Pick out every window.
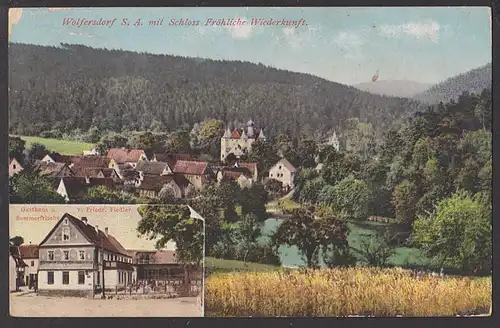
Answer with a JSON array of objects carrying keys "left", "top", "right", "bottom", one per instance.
[
  {"left": 31, "top": 261, "right": 34, "bottom": 267},
  {"left": 63, "top": 251, "right": 69, "bottom": 260},
  {"left": 47, "top": 271, "right": 54, "bottom": 285},
  {"left": 13, "top": 164, "right": 16, "bottom": 169},
  {"left": 62, "top": 227, "right": 70, "bottom": 241},
  {"left": 78, "top": 271, "right": 85, "bottom": 285},
  {"left": 63, "top": 218, "right": 69, "bottom": 225},
  {"left": 48, "top": 251, "right": 54, "bottom": 260},
  {"left": 62, "top": 271, "right": 69, "bottom": 285},
  {"left": 279, "top": 166, "right": 282, "bottom": 170},
  {"left": 79, "top": 250, "right": 85, "bottom": 260},
  {"left": 270, "top": 174, "right": 273, "bottom": 178},
  {"left": 96, "top": 271, "right": 100, "bottom": 285}
]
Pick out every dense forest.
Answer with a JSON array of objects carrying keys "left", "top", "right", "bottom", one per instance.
[
  {"left": 413, "top": 63, "right": 491, "bottom": 104},
  {"left": 8, "top": 43, "right": 423, "bottom": 141}
]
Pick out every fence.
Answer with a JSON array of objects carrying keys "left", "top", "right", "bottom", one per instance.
[{"left": 109, "top": 279, "right": 202, "bottom": 297}]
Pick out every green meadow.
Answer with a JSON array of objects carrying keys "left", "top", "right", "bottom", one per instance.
[{"left": 13, "top": 135, "right": 94, "bottom": 155}]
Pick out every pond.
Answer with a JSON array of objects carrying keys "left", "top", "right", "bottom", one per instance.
[{"left": 258, "top": 218, "right": 429, "bottom": 268}]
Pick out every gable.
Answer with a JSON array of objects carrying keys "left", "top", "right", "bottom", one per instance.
[{"left": 39, "top": 213, "right": 94, "bottom": 247}]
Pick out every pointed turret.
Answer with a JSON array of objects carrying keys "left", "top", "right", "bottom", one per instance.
[
  {"left": 258, "top": 128, "right": 266, "bottom": 140},
  {"left": 223, "top": 128, "right": 231, "bottom": 139},
  {"left": 241, "top": 129, "right": 248, "bottom": 139}
]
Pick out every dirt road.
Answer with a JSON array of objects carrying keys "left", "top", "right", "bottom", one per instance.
[{"left": 10, "top": 293, "right": 202, "bottom": 317}]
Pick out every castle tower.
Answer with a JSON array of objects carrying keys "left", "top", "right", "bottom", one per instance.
[
  {"left": 221, "top": 128, "right": 232, "bottom": 162},
  {"left": 247, "top": 119, "right": 255, "bottom": 138},
  {"left": 328, "top": 131, "right": 340, "bottom": 152},
  {"left": 258, "top": 128, "right": 266, "bottom": 140}
]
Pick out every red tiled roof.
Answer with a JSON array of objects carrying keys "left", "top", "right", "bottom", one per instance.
[
  {"left": 99, "top": 168, "right": 117, "bottom": 178},
  {"left": 34, "top": 160, "right": 71, "bottom": 177},
  {"left": 71, "top": 156, "right": 110, "bottom": 170},
  {"left": 137, "top": 175, "right": 178, "bottom": 192},
  {"left": 136, "top": 161, "right": 171, "bottom": 175},
  {"left": 220, "top": 167, "right": 252, "bottom": 181},
  {"left": 60, "top": 177, "right": 118, "bottom": 199},
  {"left": 229, "top": 128, "right": 262, "bottom": 139},
  {"left": 127, "top": 250, "right": 178, "bottom": 264},
  {"left": 230, "top": 128, "right": 241, "bottom": 139},
  {"left": 19, "top": 245, "right": 39, "bottom": 259},
  {"left": 154, "top": 153, "right": 193, "bottom": 167},
  {"left": 72, "top": 167, "right": 102, "bottom": 177},
  {"left": 107, "top": 148, "right": 146, "bottom": 163},
  {"left": 153, "top": 250, "right": 177, "bottom": 264},
  {"left": 172, "top": 160, "right": 209, "bottom": 176},
  {"left": 237, "top": 162, "right": 258, "bottom": 176},
  {"left": 53, "top": 213, "right": 131, "bottom": 257},
  {"left": 46, "top": 152, "right": 79, "bottom": 165}
]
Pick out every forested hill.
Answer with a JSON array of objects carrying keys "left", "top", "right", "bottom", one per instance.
[
  {"left": 413, "top": 63, "right": 491, "bottom": 104},
  {"left": 9, "top": 43, "right": 421, "bottom": 139}
]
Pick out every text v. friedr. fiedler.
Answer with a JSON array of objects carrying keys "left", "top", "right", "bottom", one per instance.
[{"left": 62, "top": 17, "right": 308, "bottom": 28}]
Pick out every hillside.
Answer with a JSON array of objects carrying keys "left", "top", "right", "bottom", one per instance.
[
  {"left": 353, "top": 80, "right": 432, "bottom": 98},
  {"left": 414, "top": 63, "right": 491, "bottom": 104},
  {"left": 8, "top": 43, "right": 422, "bottom": 140}
]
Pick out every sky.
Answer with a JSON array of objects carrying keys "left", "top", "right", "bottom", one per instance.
[
  {"left": 8, "top": 7, "right": 492, "bottom": 85},
  {"left": 10, "top": 204, "right": 177, "bottom": 251}
]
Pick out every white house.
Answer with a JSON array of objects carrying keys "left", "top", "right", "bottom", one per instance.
[
  {"left": 9, "top": 254, "right": 17, "bottom": 292},
  {"left": 19, "top": 244, "right": 39, "bottom": 289},
  {"left": 37, "top": 213, "right": 134, "bottom": 297},
  {"left": 9, "top": 158, "right": 24, "bottom": 177},
  {"left": 83, "top": 148, "right": 99, "bottom": 156},
  {"left": 268, "top": 158, "right": 297, "bottom": 189}
]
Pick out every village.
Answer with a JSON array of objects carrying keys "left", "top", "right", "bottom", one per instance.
[{"left": 8, "top": 120, "right": 319, "bottom": 204}]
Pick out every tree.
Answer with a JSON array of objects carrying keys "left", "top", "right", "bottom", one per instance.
[
  {"left": 165, "top": 130, "right": 191, "bottom": 154},
  {"left": 214, "top": 180, "right": 241, "bottom": 222},
  {"left": 239, "top": 183, "right": 269, "bottom": 221},
  {"left": 355, "top": 231, "right": 396, "bottom": 267},
  {"left": 9, "top": 136, "right": 26, "bottom": 163},
  {"left": 81, "top": 186, "right": 135, "bottom": 204},
  {"left": 137, "top": 205, "right": 203, "bottom": 283},
  {"left": 391, "top": 180, "right": 418, "bottom": 227},
  {"left": 157, "top": 186, "right": 177, "bottom": 204},
  {"left": 27, "top": 142, "right": 49, "bottom": 163},
  {"left": 318, "top": 176, "right": 370, "bottom": 220},
  {"left": 296, "top": 138, "right": 317, "bottom": 168},
  {"left": 272, "top": 206, "right": 349, "bottom": 268},
  {"left": 412, "top": 191, "right": 491, "bottom": 274},
  {"left": 246, "top": 140, "right": 280, "bottom": 178},
  {"left": 128, "top": 131, "right": 164, "bottom": 154},
  {"left": 192, "top": 119, "right": 225, "bottom": 158},
  {"left": 264, "top": 178, "right": 283, "bottom": 196},
  {"left": 299, "top": 177, "right": 327, "bottom": 204},
  {"left": 87, "top": 126, "right": 102, "bottom": 143},
  {"left": 9, "top": 169, "right": 65, "bottom": 204},
  {"left": 10, "top": 236, "right": 24, "bottom": 247}
]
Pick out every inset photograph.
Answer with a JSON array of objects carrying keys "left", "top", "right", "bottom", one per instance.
[{"left": 9, "top": 204, "right": 203, "bottom": 317}]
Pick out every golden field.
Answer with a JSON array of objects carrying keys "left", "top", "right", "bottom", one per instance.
[{"left": 205, "top": 267, "right": 491, "bottom": 317}]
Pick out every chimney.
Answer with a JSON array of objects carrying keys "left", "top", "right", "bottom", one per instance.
[
  {"left": 95, "top": 225, "right": 99, "bottom": 234},
  {"left": 81, "top": 217, "right": 88, "bottom": 225},
  {"left": 105, "top": 227, "right": 108, "bottom": 237},
  {"left": 85, "top": 176, "right": 90, "bottom": 184}
]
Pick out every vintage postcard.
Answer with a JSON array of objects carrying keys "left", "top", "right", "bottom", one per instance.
[
  {"left": 9, "top": 204, "right": 203, "bottom": 317},
  {"left": 8, "top": 7, "right": 491, "bottom": 317}
]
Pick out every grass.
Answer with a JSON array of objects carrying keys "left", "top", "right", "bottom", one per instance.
[
  {"left": 205, "top": 267, "right": 492, "bottom": 317},
  {"left": 14, "top": 135, "right": 94, "bottom": 155},
  {"left": 205, "top": 257, "right": 280, "bottom": 274},
  {"left": 266, "top": 199, "right": 301, "bottom": 211}
]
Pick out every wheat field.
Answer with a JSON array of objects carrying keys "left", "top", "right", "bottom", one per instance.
[{"left": 205, "top": 267, "right": 491, "bottom": 317}]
